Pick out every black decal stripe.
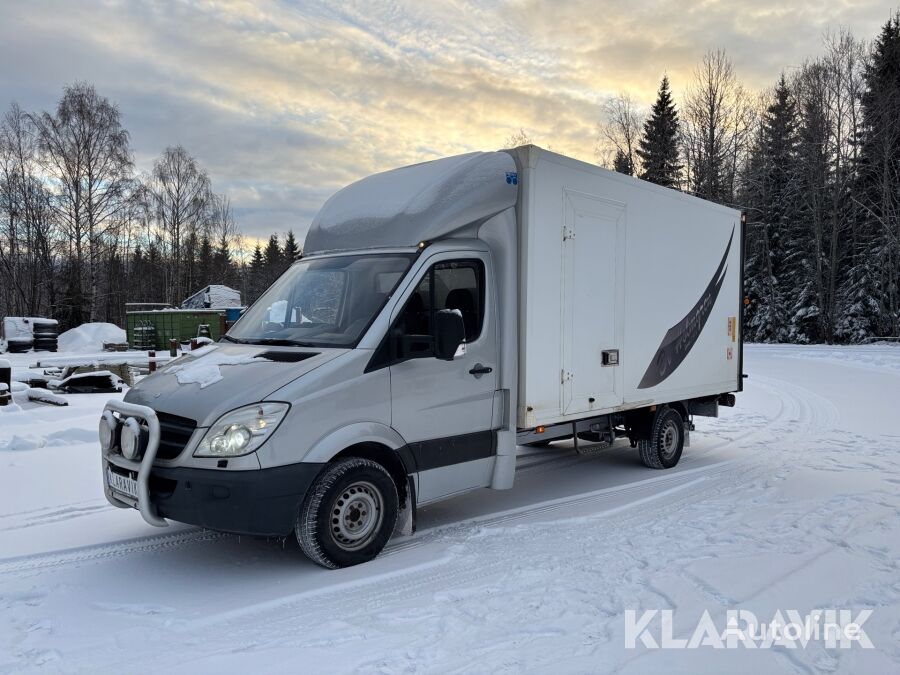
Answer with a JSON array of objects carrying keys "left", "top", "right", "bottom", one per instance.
[
  {"left": 637, "top": 227, "right": 734, "bottom": 389},
  {"left": 406, "top": 430, "right": 496, "bottom": 472}
]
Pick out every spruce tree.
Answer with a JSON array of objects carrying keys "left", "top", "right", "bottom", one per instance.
[
  {"left": 249, "top": 243, "right": 265, "bottom": 302},
  {"left": 130, "top": 246, "right": 145, "bottom": 303},
  {"left": 283, "top": 230, "right": 300, "bottom": 267},
  {"left": 835, "top": 251, "right": 882, "bottom": 341},
  {"left": 214, "top": 234, "right": 231, "bottom": 286},
  {"left": 789, "top": 69, "right": 830, "bottom": 343},
  {"left": 853, "top": 13, "right": 900, "bottom": 338},
  {"left": 197, "top": 235, "right": 214, "bottom": 287},
  {"left": 741, "top": 74, "right": 798, "bottom": 342},
  {"left": 612, "top": 149, "right": 634, "bottom": 175},
  {"left": 637, "top": 76, "right": 682, "bottom": 188},
  {"left": 263, "top": 234, "right": 282, "bottom": 286},
  {"left": 147, "top": 242, "right": 162, "bottom": 306}
]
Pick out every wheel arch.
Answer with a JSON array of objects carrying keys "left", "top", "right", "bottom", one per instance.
[
  {"left": 332, "top": 442, "right": 411, "bottom": 508},
  {"left": 304, "top": 421, "right": 407, "bottom": 463},
  {"left": 667, "top": 400, "right": 689, "bottom": 422},
  {"left": 625, "top": 401, "right": 687, "bottom": 442},
  {"left": 304, "top": 422, "right": 413, "bottom": 508}
]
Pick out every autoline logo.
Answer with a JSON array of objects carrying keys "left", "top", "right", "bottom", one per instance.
[{"left": 625, "top": 609, "right": 874, "bottom": 649}]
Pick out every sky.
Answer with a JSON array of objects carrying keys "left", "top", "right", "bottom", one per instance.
[{"left": 0, "top": 0, "right": 893, "bottom": 244}]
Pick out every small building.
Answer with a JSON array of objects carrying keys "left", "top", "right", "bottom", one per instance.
[{"left": 181, "top": 285, "right": 242, "bottom": 311}]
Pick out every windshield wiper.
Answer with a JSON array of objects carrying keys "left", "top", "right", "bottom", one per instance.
[
  {"left": 244, "top": 337, "right": 318, "bottom": 347},
  {"left": 220, "top": 335, "right": 245, "bottom": 343}
]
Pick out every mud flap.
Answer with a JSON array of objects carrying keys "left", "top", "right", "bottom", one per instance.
[{"left": 397, "top": 474, "right": 417, "bottom": 536}]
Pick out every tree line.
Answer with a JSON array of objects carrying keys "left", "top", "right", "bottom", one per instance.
[
  {"left": 4, "top": 15, "right": 900, "bottom": 342},
  {"left": 596, "top": 17, "right": 900, "bottom": 343},
  {"left": 0, "top": 84, "right": 300, "bottom": 330}
]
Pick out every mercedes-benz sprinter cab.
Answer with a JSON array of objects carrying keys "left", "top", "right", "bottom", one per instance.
[{"left": 100, "top": 147, "right": 743, "bottom": 568}]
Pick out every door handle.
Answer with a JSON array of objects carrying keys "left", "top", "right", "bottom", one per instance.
[{"left": 469, "top": 363, "right": 493, "bottom": 377}]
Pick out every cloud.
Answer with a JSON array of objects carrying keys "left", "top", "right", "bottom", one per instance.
[{"left": 0, "top": 0, "right": 891, "bottom": 242}]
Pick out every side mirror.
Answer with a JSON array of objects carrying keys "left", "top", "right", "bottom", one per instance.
[
  {"left": 397, "top": 332, "right": 432, "bottom": 360},
  {"left": 434, "top": 310, "right": 465, "bottom": 361}
]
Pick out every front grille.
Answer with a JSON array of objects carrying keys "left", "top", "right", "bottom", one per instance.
[{"left": 156, "top": 411, "right": 198, "bottom": 460}]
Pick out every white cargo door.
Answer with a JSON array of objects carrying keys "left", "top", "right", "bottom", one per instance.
[{"left": 561, "top": 190, "right": 625, "bottom": 415}]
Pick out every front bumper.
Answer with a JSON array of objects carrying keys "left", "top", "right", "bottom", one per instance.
[
  {"left": 101, "top": 400, "right": 324, "bottom": 536},
  {"left": 149, "top": 463, "right": 324, "bottom": 536}
]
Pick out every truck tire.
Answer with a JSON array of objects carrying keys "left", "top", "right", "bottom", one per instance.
[
  {"left": 638, "top": 407, "right": 684, "bottom": 469},
  {"left": 296, "top": 457, "right": 399, "bottom": 569}
]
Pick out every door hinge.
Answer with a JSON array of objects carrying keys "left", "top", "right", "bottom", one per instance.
[
  {"left": 563, "top": 227, "right": 575, "bottom": 241},
  {"left": 561, "top": 369, "right": 574, "bottom": 384}
]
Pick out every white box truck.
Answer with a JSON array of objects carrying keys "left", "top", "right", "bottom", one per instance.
[{"left": 100, "top": 146, "right": 743, "bottom": 568}]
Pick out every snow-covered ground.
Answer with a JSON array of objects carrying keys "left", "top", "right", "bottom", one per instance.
[{"left": 1, "top": 345, "right": 898, "bottom": 673}]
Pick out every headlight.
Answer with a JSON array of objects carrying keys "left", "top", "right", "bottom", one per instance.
[
  {"left": 99, "top": 411, "right": 118, "bottom": 451},
  {"left": 194, "top": 402, "right": 290, "bottom": 458},
  {"left": 120, "top": 417, "right": 145, "bottom": 460}
]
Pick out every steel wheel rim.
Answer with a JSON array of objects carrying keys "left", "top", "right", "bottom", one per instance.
[
  {"left": 660, "top": 419, "right": 680, "bottom": 460},
  {"left": 329, "top": 480, "right": 384, "bottom": 551}
]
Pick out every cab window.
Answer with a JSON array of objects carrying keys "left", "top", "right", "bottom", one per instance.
[{"left": 398, "top": 260, "right": 485, "bottom": 345}]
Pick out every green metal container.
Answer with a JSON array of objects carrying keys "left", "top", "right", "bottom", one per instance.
[{"left": 126, "top": 310, "right": 227, "bottom": 350}]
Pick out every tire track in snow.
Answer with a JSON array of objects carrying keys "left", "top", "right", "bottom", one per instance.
[
  {"left": 0, "top": 501, "right": 110, "bottom": 532},
  {"left": 385, "top": 459, "right": 743, "bottom": 556},
  {"left": 138, "top": 459, "right": 776, "bottom": 674},
  {"left": 0, "top": 528, "right": 225, "bottom": 576},
  {"left": 0, "top": 459, "right": 738, "bottom": 578},
  {"left": 198, "top": 462, "right": 767, "bottom": 629}
]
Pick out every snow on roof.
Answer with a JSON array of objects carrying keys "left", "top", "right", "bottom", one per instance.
[
  {"left": 2, "top": 318, "right": 28, "bottom": 340},
  {"left": 304, "top": 151, "right": 518, "bottom": 255},
  {"left": 181, "top": 284, "right": 242, "bottom": 310}
]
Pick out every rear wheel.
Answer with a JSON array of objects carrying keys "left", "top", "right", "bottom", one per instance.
[
  {"left": 638, "top": 407, "right": 684, "bottom": 469},
  {"left": 296, "top": 458, "right": 399, "bottom": 569}
]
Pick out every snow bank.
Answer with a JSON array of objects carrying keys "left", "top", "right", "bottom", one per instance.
[
  {"left": 57, "top": 323, "right": 126, "bottom": 353},
  {"left": 0, "top": 427, "right": 97, "bottom": 451}
]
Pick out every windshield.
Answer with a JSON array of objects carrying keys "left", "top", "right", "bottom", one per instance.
[{"left": 226, "top": 253, "right": 415, "bottom": 348}]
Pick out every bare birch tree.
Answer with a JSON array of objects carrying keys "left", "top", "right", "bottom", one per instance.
[
  {"left": 146, "top": 145, "right": 211, "bottom": 304},
  {"left": 31, "top": 83, "right": 133, "bottom": 323},
  {"left": 682, "top": 50, "right": 754, "bottom": 204},
  {"left": 597, "top": 93, "right": 643, "bottom": 174}
]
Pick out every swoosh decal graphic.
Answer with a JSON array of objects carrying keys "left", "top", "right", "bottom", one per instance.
[{"left": 637, "top": 227, "right": 734, "bottom": 389}]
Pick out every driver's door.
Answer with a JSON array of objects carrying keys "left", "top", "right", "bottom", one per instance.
[{"left": 389, "top": 253, "right": 499, "bottom": 504}]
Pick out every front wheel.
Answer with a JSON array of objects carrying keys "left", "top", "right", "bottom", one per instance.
[
  {"left": 296, "top": 458, "right": 399, "bottom": 569},
  {"left": 638, "top": 407, "right": 684, "bottom": 469}
]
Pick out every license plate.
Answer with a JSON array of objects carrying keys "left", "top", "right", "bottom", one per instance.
[{"left": 106, "top": 468, "right": 139, "bottom": 500}]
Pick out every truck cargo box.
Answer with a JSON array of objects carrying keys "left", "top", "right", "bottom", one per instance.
[{"left": 513, "top": 146, "right": 742, "bottom": 428}]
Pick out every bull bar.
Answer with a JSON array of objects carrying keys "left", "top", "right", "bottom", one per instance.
[{"left": 101, "top": 399, "right": 168, "bottom": 527}]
